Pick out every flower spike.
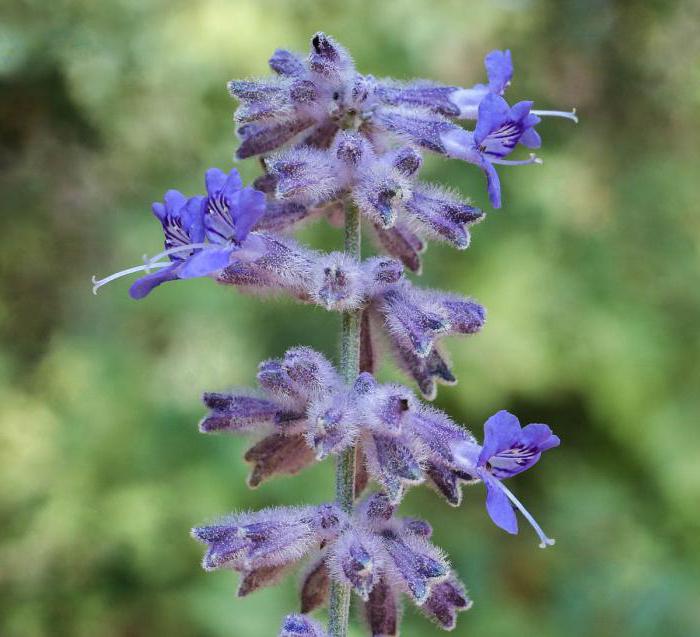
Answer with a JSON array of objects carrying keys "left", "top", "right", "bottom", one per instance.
[{"left": 96, "top": 30, "right": 571, "bottom": 637}]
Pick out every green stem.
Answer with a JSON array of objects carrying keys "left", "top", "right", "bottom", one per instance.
[{"left": 328, "top": 202, "right": 361, "bottom": 637}]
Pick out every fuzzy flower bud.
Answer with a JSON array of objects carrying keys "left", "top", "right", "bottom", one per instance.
[
  {"left": 309, "top": 252, "right": 365, "bottom": 311},
  {"left": 420, "top": 575, "right": 473, "bottom": 630},
  {"left": 198, "top": 392, "right": 280, "bottom": 434},
  {"left": 327, "top": 529, "right": 383, "bottom": 600}
]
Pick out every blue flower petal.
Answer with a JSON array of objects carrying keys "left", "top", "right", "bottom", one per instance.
[
  {"left": 179, "top": 247, "right": 233, "bottom": 278},
  {"left": 182, "top": 195, "right": 206, "bottom": 243},
  {"left": 479, "top": 410, "right": 521, "bottom": 466},
  {"left": 474, "top": 94, "right": 510, "bottom": 146},
  {"left": 479, "top": 159, "right": 501, "bottom": 209},
  {"left": 230, "top": 187, "right": 266, "bottom": 242},
  {"left": 205, "top": 168, "right": 228, "bottom": 196},
  {"left": 484, "top": 49, "right": 513, "bottom": 95},
  {"left": 163, "top": 189, "right": 187, "bottom": 215},
  {"left": 484, "top": 476, "right": 518, "bottom": 534},
  {"left": 129, "top": 264, "right": 180, "bottom": 299},
  {"left": 221, "top": 168, "right": 243, "bottom": 200}
]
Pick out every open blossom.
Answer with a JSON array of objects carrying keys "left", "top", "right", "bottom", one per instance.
[
  {"left": 95, "top": 189, "right": 484, "bottom": 396},
  {"left": 197, "top": 348, "right": 560, "bottom": 523},
  {"left": 440, "top": 94, "right": 543, "bottom": 208},
  {"left": 446, "top": 49, "right": 514, "bottom": 118},
  {"left": 92, "top": 167, "right": 267, "bottom": 297},
  {"left": 454, "top": 410, "right": 560, "bottom": 547},
  {"left": 197, "top": 347, "right": 560, "bottom": 550}
]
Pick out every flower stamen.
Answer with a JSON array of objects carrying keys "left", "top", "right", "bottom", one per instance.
[
  {"left": 531, "top": 108, "right": 579, "bottom": 123},
  {"left": 145, "top": 242, "right": 210, "bottom": 265},
  {"left": 492, "top": 478, "right": 556, "bottom": 548},
  {"left": 92, "top": 261, "right": 172, "bottom": 295},
  {"left": 490, "top": 153, "right": 543, "bottom": 166}
]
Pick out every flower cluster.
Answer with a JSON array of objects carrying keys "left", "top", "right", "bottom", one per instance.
[
  {"left": 95, "top": 31, "right": 571, "bottom": 636},
  {"left": 193, "top": 493, "right": 471, "bottom": 632},
  {"left": 233, "top": 34, "right": 574, "bottom": 215},
  {"left": 199, "top": 346, "right": 558, "bottom": 545}
]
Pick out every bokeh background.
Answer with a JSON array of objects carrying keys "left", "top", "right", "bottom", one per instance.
[{"left": 2, "top": 0, "right": 700, "bottom": 635}]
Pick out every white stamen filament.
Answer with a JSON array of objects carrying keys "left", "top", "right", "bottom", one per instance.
[
  {"left": 91, "top": 261, "right": 172, "bottom": 295},
  {"left": 491, "top": 153, "right": 543, "bottom": 166},
  {"left": 144, "top": 242, "right": 210, "bottom": 265},
  {"left": 531, "top": 108, "right": 579, "bottom": 123},
  {"left": 492, "top": 478, "right": 556, "bottom": 548}
]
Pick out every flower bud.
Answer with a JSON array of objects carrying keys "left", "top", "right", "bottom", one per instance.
[
  {"left": 269, "top": 49, "right": 306, "bottom": 77},
  {"left": 327, "top": 530, "right": 383, "bottom": 600},
  {"left": 420, "top": 576, "right": 472, "bottom": 630},
  {"left": 199, "top": 392, "right": 279, "bottom": 433},
  {"left": 309, "top": 252, "right": 364, "bottom": 311},
  {"left": 379, "top": 286, "right": 451, "bottom": 358},
  {"left": 380, "top": 531, "right": 449, "bottom": 604},
  {"left": 363, "top": 433, "right": 423, "bottom": 503},
  {"left": 236, "top": 117, "right": 315, "bottom": 159},
  {"left": 267, "top": 147, "right": 338, "bottom": 204}
]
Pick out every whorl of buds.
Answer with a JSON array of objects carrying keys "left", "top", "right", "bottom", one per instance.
[{"left": 197, "top": 347, "right": 481, "bottom": 503}]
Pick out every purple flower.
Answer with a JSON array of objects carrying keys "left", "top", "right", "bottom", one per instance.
[
  {"left": 101, "top": 189, "right": 206, "bottom": 299},
  {"left": 449, "top": 48, "right": 578, "bottom": 125},
  {"left": 92, "top": 168, "right": 268, "bottom": 297},
  {"left": 441, "top": 94, "right": 543, "bottom": 208},
  {"left": 376, "top": 79, "right": 462, "bottom": 117},
  {"left": 374, "top": 50, "right": 512, "bottom": 121},
  {"left": 198, "top": 392, "right": 281, "bottom": 433},
  {"left": 265, "top": 137, "right": 484, "bottom": 250},
  {"left": 224, "top": 34, "right": 576, "bottom": 225},
  {"left": 454, "top": 410, "right": 560, "bottom": 547},
  {"left": 198, "top": 347, "right": 485, "bottom": 502},
  {"left": 179, "top": 168, "right": 266, "bottom": 277},
  {"left": 326, "top": 528, "right": 383, "bottom": 600},
  {"left": 306, "top": 391, "right": 358, "bottom": 459},
  {"left": 96, "top": 29, "right": 571, "bottom": 636},
  {"left": 229, "top": 33, "right": 372, "bottom": 160}
]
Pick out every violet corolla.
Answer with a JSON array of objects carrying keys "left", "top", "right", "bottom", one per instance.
[
  {"left": 92, "top": 168, "right": 266, "bottom": 297},
  {"left": 454, "top": 410, "right": 560, "bottom": 547}
]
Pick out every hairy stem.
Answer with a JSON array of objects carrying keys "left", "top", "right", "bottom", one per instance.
[{"left": 328, "top": 202, "right": 361, "bottom": 637}]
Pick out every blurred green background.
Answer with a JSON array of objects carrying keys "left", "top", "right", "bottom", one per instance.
[{"left": 2, "top": 0, "right": 699, "bottom": 635}]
